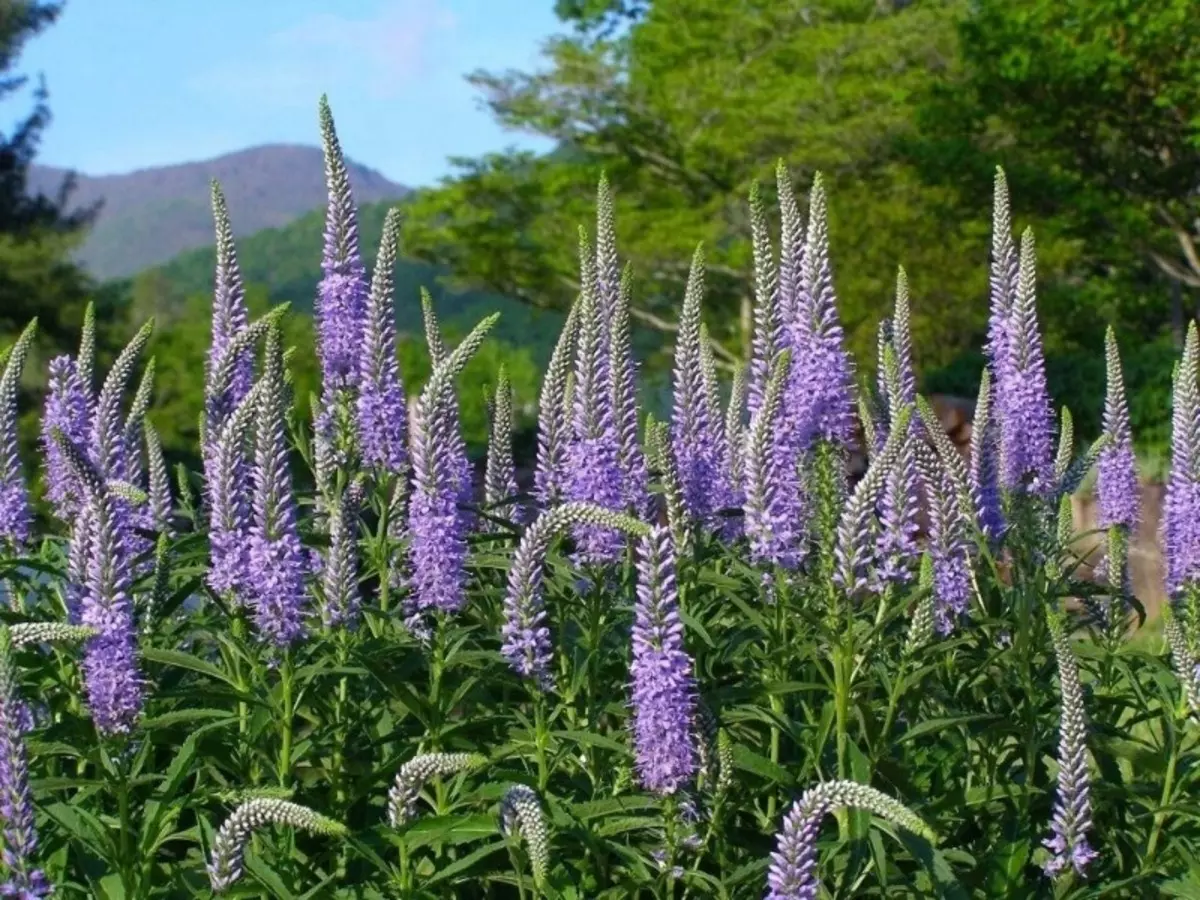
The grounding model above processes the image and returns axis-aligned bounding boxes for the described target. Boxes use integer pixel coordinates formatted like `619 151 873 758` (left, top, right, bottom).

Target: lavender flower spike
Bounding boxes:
671 246 731 530
203 181 254 459
207 383 263 599
766 780 934 900
1043 614 1097 879
631 525 698 795
484 367 521 529
247 329 309 646
0 628 51 897
917 448 972 634
563 229 626 564
54 433 144 735
90 320 154 482
610 263 650 515
502 503 649 683
997 228 1055 495
42 354 93 520
788 172 856 450
747 180 781 419
834 406 911 597
1097 327 1139 530
534 299 581 508
387 752 485 828
0 321 36 548
321 479 364 629
407 315 500 616
744 351 797 568
315 96 368 395
357 207 408 473
986 167 1019 387
1163 322 1200 596
970 369 1004 541
207 798 346 893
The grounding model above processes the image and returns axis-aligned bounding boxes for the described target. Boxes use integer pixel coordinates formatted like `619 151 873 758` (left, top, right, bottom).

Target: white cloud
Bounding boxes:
189 0 458 106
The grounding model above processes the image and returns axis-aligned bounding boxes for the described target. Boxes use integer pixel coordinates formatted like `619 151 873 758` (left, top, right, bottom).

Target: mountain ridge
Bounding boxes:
29 144 409 279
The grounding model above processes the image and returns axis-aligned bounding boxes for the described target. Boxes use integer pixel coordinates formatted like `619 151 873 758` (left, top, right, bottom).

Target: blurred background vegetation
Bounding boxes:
3 0 1199 472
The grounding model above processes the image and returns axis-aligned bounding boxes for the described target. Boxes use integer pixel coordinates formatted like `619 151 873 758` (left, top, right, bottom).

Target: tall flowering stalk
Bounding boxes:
747 180 781 420
247 329 308 647
203 181 254 464
484 367 521 529
970 370 1005 542
207 799 346 893
356 207 408 473
595 179 649 515
534 300 581 508
42 353 92 521
54 434 144 735
207 384 263 598
1163 322 1200 598
1043 614 1097 879
917 448 972 633
766 780 934 900
321 478 363 629
1098 327 1139 532
833 407 910 597
985 167 1019 389
563 230 626 564
997 229 1055 496
874 338 921 587
419 290 474 509
786 172 856 452
744 352 797 567
0 321 35 548
502 503 649 684
315 96 368 397
671 247 732 531
0 628 50 897
630 525 698 795
407 316 498 616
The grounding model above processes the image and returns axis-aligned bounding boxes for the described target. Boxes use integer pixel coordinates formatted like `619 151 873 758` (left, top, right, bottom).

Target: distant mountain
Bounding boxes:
28 145 409 280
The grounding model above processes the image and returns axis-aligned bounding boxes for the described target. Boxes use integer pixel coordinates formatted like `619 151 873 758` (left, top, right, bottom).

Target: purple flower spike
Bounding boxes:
42 355 93 521
0 629 51 897
1097 327 1139 530
986 168 1018 394
766 781 933 900
52 435 144 736
321 480 363 629
316 96 369 395
247 330 308 646
671 247 733 531
631 525 698 795
563 230 626 564
484 367 522 528
357 208 408 473
969 370 1005 542
1164 323 1200 597
747 180 781 421
1043 616 1097 879
204 182 254 461
744 352 801 569
534 301 581 509
918 449 972 634
406 315 499 617
997 229 1054 496
786 172 856 452
0 322 36 547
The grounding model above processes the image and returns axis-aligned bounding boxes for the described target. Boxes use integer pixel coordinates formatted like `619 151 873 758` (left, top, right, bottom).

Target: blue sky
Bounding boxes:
19 0 560 186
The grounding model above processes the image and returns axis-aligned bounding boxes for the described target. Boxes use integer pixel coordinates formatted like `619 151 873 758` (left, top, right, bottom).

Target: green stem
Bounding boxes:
533 690 550 792
116 753 134 894
277 654 294 788
1145 729 1179 864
